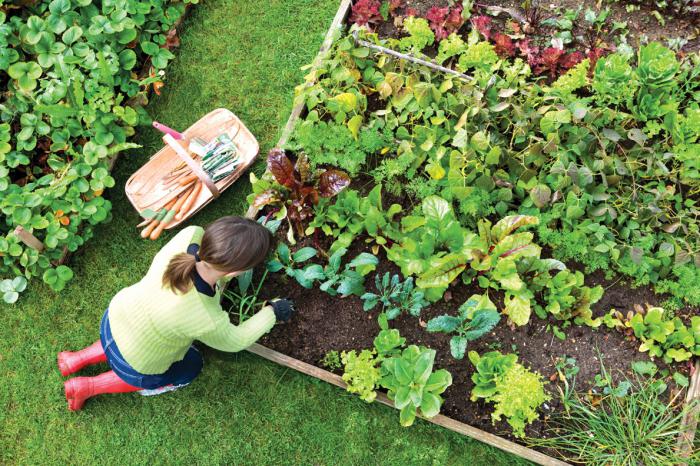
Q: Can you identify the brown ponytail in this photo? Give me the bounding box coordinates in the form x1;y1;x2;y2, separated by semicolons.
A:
162;252;198;294
163;216;273;294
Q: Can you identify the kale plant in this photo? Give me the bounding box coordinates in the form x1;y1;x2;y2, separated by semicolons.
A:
361;272;428;319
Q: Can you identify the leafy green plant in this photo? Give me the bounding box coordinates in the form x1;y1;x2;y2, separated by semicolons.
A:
467;216;541;326
360;272;428;319
426;294;501;359
307;185;402;256
469;350;550;437
341;349;381;402
373;314;406;356
531;269;604;326
340;314;405;404
266;243;323;289
1;276;27;304
627;307;699;363
386;196;478;302
320;350;342;371
318;248;378;297
398;17;434;52
250;149;350;239
42;265;73;292
0;0;191;299
379;345;452;426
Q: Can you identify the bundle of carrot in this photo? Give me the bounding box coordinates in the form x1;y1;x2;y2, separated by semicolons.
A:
138;174;203;240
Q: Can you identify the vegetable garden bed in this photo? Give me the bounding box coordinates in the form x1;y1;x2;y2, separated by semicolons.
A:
232;0;700;464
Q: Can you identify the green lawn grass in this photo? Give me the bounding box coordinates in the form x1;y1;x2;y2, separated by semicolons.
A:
0;1;530;464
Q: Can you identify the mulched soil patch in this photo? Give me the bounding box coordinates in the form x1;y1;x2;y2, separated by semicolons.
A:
223;232;694;446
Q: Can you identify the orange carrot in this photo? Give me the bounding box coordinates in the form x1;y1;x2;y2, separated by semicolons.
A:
175;181;202;221
179;174;198;186
141;197;177;239
149;187;193;240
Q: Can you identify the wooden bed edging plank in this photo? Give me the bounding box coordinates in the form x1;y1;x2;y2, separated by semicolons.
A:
246;343;571;466
677;359;700;465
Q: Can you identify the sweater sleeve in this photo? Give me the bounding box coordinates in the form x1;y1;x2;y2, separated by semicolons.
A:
197;305;276;352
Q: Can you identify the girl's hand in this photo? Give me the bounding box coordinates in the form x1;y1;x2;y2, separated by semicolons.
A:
271;299;295;322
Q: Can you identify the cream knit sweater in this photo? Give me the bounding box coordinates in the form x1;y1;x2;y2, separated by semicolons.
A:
108;225;276;374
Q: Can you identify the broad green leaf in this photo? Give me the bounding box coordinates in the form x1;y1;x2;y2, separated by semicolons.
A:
450;335;468;359
347;114;363;140
420;392;442;418
292;247;317;263
491;215;539;242
504;292;531;326
399;404;417;427
422;196;452;222
426;315;462;333
416;253;467;289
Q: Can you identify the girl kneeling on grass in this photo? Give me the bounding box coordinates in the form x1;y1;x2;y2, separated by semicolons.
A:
57;216;293;411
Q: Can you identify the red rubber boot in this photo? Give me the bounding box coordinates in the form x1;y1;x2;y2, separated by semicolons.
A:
57;340;107;376
64;370;141;411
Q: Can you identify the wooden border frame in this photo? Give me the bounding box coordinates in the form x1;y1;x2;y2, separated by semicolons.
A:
241;0;700;463
677;360;700;465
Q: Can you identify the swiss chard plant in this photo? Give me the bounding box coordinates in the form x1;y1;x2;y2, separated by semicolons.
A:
469;350;550;438
386;196;479;302
426;294;501;359
467;215;541;326
360;272;428;320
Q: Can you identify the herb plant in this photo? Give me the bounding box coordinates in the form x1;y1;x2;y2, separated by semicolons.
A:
532;372;697;465
426;294;501;359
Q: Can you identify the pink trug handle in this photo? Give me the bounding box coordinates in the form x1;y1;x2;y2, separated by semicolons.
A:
152;121;184;140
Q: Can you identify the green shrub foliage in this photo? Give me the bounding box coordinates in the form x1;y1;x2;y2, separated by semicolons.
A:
1;0;192;295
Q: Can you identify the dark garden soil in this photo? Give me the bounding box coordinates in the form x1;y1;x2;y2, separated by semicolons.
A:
375;0;699;54
223;233;696;446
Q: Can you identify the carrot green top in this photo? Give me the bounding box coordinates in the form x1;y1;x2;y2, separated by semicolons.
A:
108;225;276;374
